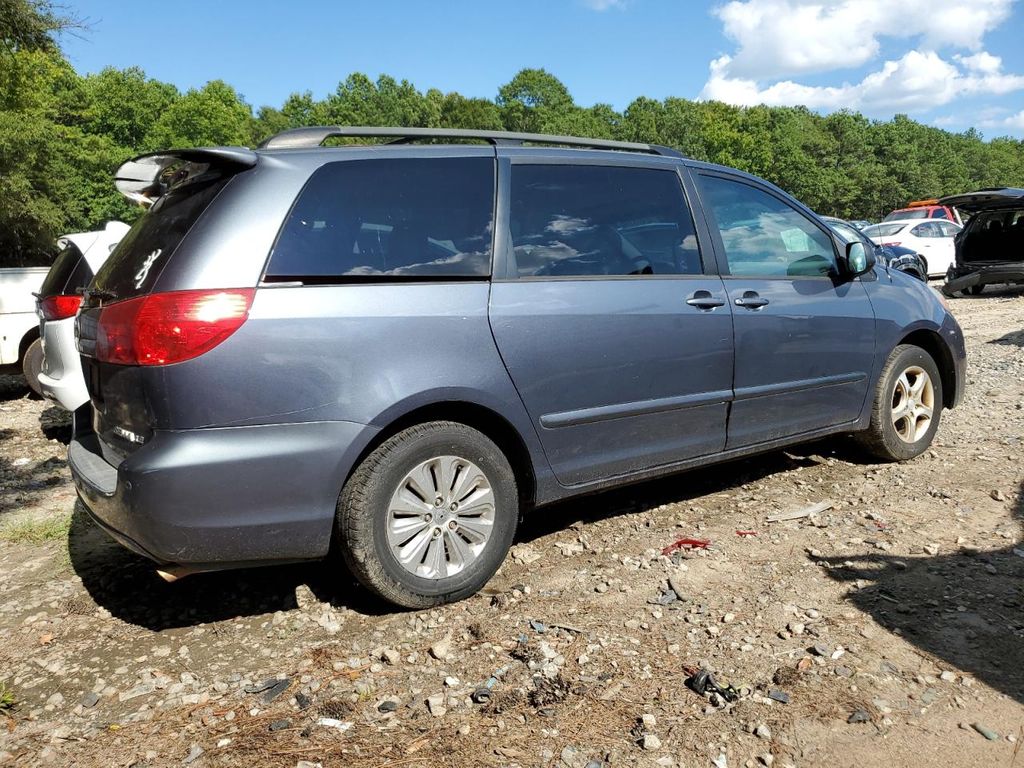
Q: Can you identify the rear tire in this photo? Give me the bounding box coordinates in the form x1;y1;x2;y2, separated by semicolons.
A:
21;338;43;397
855;344;943;462
336;421;518;608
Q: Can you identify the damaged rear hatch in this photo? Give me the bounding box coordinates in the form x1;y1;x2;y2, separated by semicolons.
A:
77;148;256;465
939;188;1024;296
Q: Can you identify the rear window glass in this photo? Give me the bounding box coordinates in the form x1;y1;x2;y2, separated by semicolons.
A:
884;209;927;220
266;157;495;280
863;223;906;238
38;241;92;298
92;178;229;300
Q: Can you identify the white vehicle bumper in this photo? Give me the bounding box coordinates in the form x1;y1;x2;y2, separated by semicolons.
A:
38;315;88;411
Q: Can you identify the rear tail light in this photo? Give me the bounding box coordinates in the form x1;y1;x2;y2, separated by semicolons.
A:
96;289;255;366
39;294;83;321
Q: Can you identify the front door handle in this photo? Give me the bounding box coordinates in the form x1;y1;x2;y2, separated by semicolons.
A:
686;290;726;310
734;291;769;309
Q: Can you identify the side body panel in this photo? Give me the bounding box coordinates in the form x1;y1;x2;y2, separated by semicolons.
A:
488;151;734;487
689;168;876;449
489;279;733;485
862;267;967;406
722;276;876;447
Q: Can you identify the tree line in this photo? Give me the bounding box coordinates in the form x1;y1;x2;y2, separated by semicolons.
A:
3;1;1023;266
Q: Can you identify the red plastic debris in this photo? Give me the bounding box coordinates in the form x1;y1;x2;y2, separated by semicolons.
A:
735;530;758;537
661;537;711;556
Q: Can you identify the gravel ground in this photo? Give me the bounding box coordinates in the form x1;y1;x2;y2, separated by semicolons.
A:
0;287;1022;768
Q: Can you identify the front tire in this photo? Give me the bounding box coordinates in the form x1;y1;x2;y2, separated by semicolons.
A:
855;344;943;461
336;421;519;608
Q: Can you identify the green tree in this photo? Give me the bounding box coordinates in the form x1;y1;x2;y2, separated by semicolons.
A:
322;73;433;128
4;10;1024;267
497;68;574;132
83;67;178;148
0;0;80;54
438;93;503;130
147;80;254;149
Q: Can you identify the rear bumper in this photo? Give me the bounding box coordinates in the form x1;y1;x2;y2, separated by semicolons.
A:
38;317;89;411
69;419;378;567
943;261;1024;295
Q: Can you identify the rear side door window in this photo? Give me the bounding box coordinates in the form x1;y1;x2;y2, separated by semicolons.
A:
912;222;941;238
696;175;836;277
267;157;495;281
509;164;702;277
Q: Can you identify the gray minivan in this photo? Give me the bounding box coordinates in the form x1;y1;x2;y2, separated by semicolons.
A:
70;127;966;608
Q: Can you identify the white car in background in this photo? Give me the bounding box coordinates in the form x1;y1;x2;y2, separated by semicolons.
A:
0;263;49;387
35;222;129;410
862;219;962;278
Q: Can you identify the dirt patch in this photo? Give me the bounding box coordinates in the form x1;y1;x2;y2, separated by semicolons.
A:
0;287;1022;767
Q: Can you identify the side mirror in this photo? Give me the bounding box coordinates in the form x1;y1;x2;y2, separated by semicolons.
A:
843;241;874;277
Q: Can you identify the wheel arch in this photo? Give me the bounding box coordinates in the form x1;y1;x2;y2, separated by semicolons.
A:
351;399;540;511
897;328;956;409
18;324;40;361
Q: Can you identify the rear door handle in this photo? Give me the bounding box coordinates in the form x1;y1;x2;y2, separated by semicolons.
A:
686;290;726;310
734;291;769;309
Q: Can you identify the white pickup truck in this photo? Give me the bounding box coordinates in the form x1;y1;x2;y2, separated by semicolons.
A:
0;264;49;386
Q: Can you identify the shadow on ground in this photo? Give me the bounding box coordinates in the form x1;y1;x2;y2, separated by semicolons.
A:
518;439;862;543
990;329;1024;348
947;284;1024;301
819;480;1024;704
0;373;29;402
0;399;72;517
69;439;854;631
67;502;391;631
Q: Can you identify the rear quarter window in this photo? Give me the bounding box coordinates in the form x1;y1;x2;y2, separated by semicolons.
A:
266;157;495;281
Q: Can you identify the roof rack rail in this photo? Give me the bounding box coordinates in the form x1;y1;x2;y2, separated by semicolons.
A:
257;125;684;158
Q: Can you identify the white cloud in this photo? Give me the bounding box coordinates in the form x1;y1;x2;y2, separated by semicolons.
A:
700;0;1024;116
581;0;627;9
957;51;1002;74
701;48;1024;113
980;110;1024;131
713;0;1014;80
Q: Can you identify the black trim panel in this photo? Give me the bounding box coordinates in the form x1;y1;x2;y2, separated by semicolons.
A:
540;388;733;429
734;372;866;401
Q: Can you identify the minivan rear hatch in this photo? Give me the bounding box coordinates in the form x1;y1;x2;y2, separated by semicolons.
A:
939;188;1024;213
78;148;256;462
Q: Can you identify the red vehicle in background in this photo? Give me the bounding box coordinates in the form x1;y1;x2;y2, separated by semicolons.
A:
884;198;963;225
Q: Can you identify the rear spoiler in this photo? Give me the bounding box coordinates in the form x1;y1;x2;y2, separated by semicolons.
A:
114;148;257;206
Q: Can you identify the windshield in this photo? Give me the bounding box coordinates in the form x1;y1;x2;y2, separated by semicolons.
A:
863;223;906;238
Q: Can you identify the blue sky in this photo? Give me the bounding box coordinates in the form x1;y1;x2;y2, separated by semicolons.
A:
61;0;1024;138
